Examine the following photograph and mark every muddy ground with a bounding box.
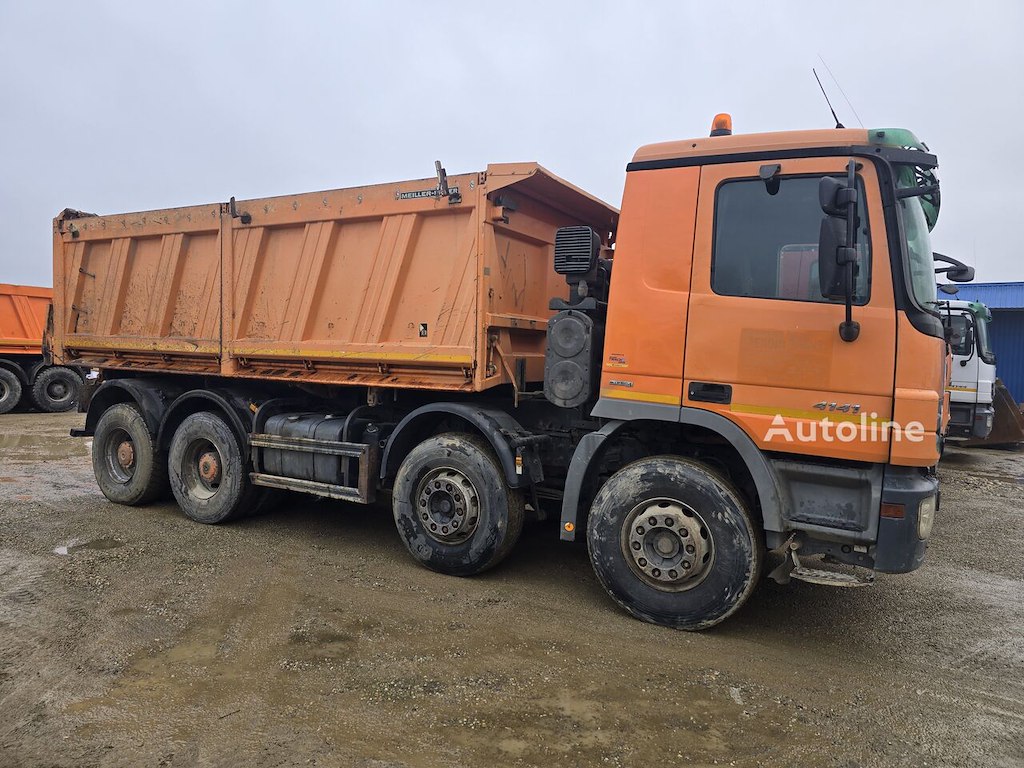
[1,412,1022,768]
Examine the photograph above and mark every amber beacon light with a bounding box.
[710,113,733,136]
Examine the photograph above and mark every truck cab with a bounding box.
[559,120,946,603]
[940,299,996,439]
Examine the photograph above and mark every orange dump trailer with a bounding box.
[0,283,83,413]
[52,164,616,392]
[1,283,50,355]
[57,121,950,630]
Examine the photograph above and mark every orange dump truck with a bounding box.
[52,119,946,629]
[1,283,83,413]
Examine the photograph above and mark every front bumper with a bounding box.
[873,465,938,573]
[767,458,938,575]
[972,404,995,439]
[947,402,994,440]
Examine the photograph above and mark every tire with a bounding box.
[168,411,256,524]
[0,368,22,415]
[393,432,525,576]
[31,366,82,412]
[587,456,763,631]
[92,402,168,505]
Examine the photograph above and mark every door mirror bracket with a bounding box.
[818,160,861,342]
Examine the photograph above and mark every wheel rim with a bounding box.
[47,379,70,402]
[180,438,223,500]
[620,498,715,592]
[103,428,136,484]
[414,467,480,544]
[0,381,8,401]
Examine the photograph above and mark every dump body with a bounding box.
[0,284,51,356]
[52,164,618,392]
[1,283,85,414]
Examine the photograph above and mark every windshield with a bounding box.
[900,195,936,307]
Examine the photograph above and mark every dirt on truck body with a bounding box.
[52,164,616,391]
[0,412,1022,767]
[52,120,950,630]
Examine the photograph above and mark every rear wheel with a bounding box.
[92,403,167,505]
[169,411,256,524]
[587,456,763,630]
[31,366,81,412]
[0,369,22,415]
[393,432,525,576]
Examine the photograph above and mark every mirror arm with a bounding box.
[895,183,939,200]
[933,252,975,283]
[839,159,861,342]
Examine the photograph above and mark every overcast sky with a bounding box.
[1,1,1020,286]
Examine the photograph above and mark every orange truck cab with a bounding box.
[557,121,945,607]
[55,118,946,630]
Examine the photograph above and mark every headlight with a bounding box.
[918,495,937,539]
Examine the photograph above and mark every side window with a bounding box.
[946,314,972,356]
[712,175,871,303]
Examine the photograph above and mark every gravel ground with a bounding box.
[1,411,1022,767]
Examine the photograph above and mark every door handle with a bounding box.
[688,382,732,404]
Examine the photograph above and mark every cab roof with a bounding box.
[631,127,872,165]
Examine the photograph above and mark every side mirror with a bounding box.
[933,252,975,283]
[817,216,849,301]
[942,321,956,346]
[818,176,847,216]
[946,265,975,282]
[817,165,861,342]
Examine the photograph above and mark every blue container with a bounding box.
[987,310,1024,403]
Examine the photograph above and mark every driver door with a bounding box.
[683,157,896,464]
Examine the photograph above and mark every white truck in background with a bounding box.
[940,299,996,440]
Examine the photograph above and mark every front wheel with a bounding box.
[393,432,524,576]
[587,456,763,630]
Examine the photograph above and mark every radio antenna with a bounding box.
[813,68,844,129]
[818,55,864,128]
